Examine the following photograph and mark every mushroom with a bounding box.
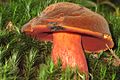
[21,2,114,80]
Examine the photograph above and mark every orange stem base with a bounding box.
[51,32,89,79]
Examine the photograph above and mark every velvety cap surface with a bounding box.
[21,2,114,52]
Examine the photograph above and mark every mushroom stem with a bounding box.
[51,32,88,79]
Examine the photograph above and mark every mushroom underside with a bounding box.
[26,31,113,52]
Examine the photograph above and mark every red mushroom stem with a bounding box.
[51,32,88,79]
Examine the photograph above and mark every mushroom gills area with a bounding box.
[51,32,88,76]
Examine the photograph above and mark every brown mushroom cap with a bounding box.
[21,2,114,53]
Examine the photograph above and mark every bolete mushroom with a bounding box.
[21,2,114,80]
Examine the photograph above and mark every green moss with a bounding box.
[0,0,120,80]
